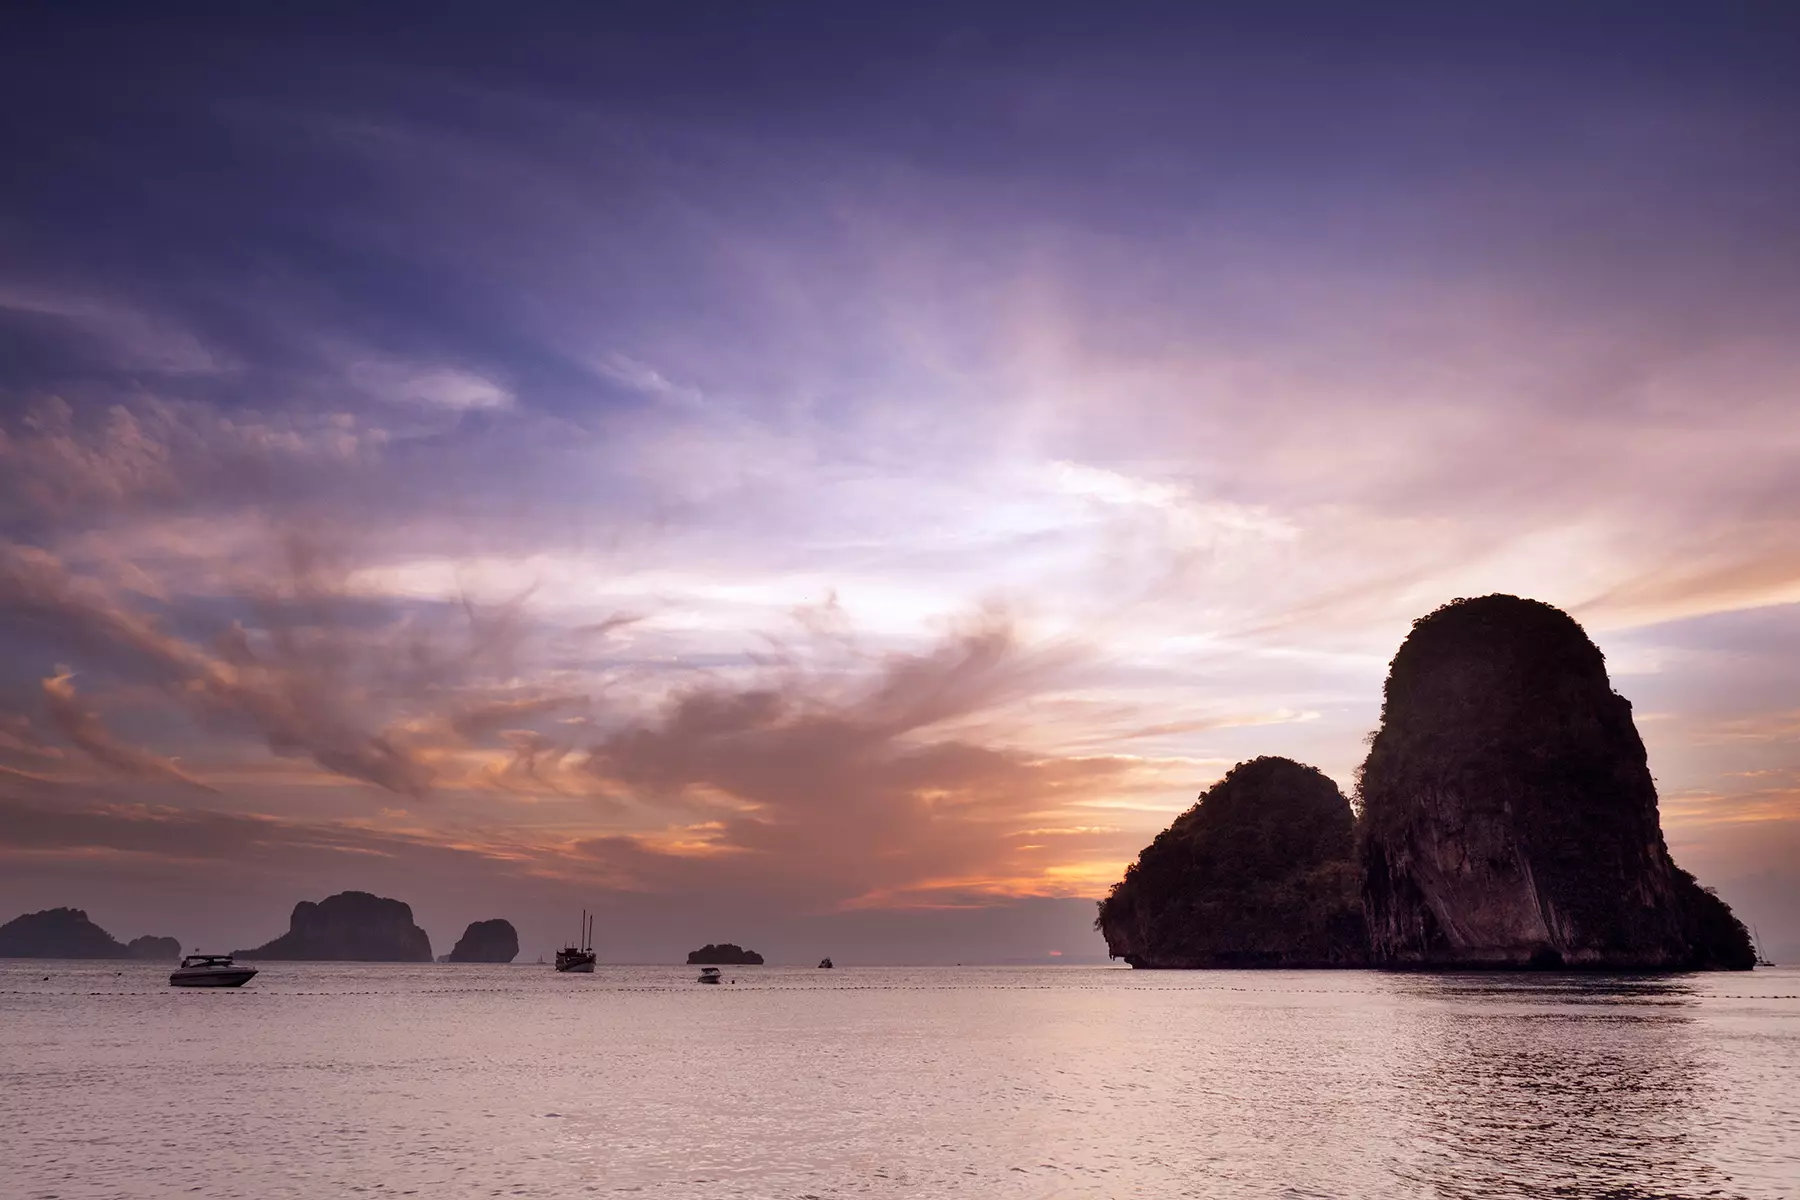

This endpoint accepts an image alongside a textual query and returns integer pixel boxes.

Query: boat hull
[555,960,595,973]
[170,968,258,988]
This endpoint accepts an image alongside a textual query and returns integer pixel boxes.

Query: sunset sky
[3,4,1798,963]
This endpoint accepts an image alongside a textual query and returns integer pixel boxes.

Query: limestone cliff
[446,918,519,963]
[1096,757,1367,968]
[237,891,433,962]
[1359,595,1753,970]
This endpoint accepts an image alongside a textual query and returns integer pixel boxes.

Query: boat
[1753,926,1776,968]
[818,956,833,969]
[169,953,257,988]
[555,909,597,973]
[698,966,722,984]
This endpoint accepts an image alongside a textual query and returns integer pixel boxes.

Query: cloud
[39,670,213,791]
[346,359,514,411]
[0,539,441,795]
[0,397,388,524]
[577,614,1155,908]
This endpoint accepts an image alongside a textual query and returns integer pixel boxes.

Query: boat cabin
[179,954,236,969]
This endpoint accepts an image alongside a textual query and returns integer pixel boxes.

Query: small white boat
[698,966,722,984]
[169,954,257,988]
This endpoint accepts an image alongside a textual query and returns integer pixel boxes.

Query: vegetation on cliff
[687,943,764,965]
[1096,757,1367,967]
[1359,595,1754,970]
[237,891,433,962]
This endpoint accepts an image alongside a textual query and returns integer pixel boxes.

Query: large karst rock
[1359,595,1754,970]
[237,891,433,962]
[1096,756,1368,968]
[0,907,130,958]
[446,918,519,963]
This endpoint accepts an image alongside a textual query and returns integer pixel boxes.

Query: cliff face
[447,919,519,963]
[127,935,182,960]
[0,907,129,958]
[1096,757,1367,968]
[237,891,433,961]
[687,943,764,965]
[1359,595,1754,970]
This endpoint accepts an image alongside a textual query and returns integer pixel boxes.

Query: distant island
[447,918,519,963]
[237,891,433,962]
[127,935,181,960]
[1099,595,1756,971]
[0,907,180,960]
[687,943,764,965]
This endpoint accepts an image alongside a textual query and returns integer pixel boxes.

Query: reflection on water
[2,963,1795,1199]
[1388,974,1734,1198]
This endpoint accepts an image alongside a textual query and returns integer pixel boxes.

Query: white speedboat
[169,954,257,988]
[698,966,722,984]
[555,909,597,973]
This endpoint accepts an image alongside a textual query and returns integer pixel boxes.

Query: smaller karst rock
[1096,757,1367,968]
[236,891,433,962]
[126,935,182,960]
[687,943,764,965]
[0,907,132,958]
[447,919,519,963]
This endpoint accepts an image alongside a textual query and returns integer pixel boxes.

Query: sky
[2,3,1798,964]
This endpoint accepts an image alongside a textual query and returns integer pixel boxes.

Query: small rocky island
[446,918,519,963]
[1099,595,1756,972]
[126,935,182,960]
[237,891,433,962]
[0,908,180,959]
[1097,757,1367,967]
[687,943,764,965]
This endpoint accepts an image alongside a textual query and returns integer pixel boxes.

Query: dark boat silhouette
[555,910,596,973]
[169,953,257,988]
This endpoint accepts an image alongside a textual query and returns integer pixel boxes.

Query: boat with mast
[555,909,597,973]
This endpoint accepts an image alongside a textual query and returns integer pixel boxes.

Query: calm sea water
[2,962,1796,1199]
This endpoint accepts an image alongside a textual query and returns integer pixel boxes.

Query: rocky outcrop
[237,891,433,961]
[687,943,764,965]
[126,935,181,960]
[447,918,519,963]
[1359,595,1754,970]
[1096,757,1367,968]
[0,907,130,958]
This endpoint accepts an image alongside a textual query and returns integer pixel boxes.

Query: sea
[2,962,1797,1200]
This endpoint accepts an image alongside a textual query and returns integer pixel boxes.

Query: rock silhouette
[1360,595,1754,970]
[0,907,131,958]
[447,919,519,963]
[237,891,433,961]
[686,943,764,965]
[1096,757,1367,967]
[126,935,182,960]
